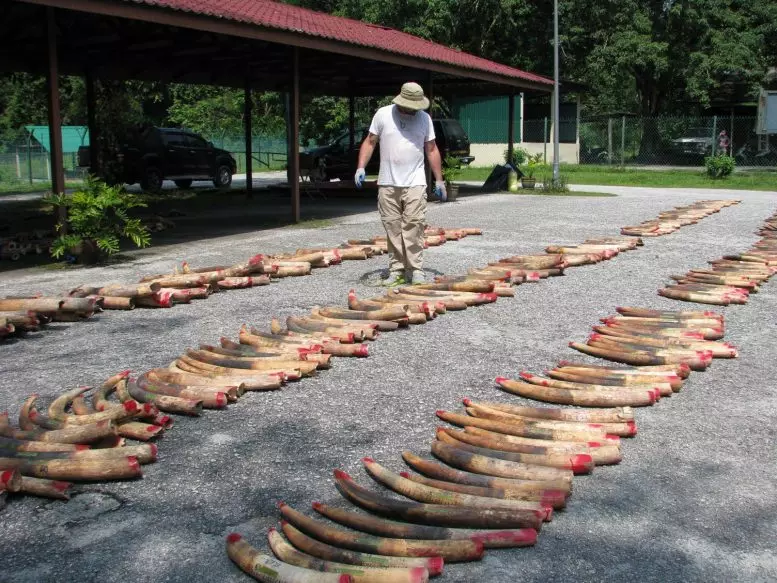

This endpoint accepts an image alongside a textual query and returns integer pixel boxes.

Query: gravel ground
[1,185,776,583]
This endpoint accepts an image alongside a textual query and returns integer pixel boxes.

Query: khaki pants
[377,185,427,273]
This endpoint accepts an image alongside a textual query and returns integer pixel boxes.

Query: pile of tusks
[620,199,741,237]
[225,305,741,583]
[0,264,494,509]
[0,296,103,342]
[0,200,752,575]
[0,370,162,509]
[658,209,777,305]
[223,203,765,582]
[0,227,479,343]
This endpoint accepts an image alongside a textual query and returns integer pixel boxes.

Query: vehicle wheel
[174,179,193,190]
[141,167,164,193]
[213,165,232,189]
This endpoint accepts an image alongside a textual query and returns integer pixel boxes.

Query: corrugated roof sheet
[121,0,552,87]
[25,126,89,153]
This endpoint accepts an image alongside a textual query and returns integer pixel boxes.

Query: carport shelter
[2,0,553,221]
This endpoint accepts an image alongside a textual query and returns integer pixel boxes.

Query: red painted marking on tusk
[226,533,242,543]
[570,454,594,474]
[409,567,429,583]
[427,557,445,576]
[127,456,141,473]
[333,469,351,481]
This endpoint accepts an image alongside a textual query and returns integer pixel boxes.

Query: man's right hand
[354,168,366,188]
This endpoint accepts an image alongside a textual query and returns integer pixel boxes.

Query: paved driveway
[1,186,775,583]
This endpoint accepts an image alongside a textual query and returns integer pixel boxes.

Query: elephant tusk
[361,457,551,518]
[226,532,353,583]
[334,468,541,531]
[267,527,429,583]
[281,500,480,562]
[311,501,537,549]
[496,376,657,408]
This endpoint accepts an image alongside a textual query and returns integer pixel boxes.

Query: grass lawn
[0,180,84,195]
[458,164,777,191]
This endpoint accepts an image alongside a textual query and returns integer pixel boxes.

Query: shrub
[44,176,151,260]
[538,172,570,193]
[704,155,735,179]
[443,155,464,184]
[522,153,546,179]
[504,146,528,167]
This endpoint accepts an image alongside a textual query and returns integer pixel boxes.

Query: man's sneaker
[381,271,406,287]
[411,270,426,284]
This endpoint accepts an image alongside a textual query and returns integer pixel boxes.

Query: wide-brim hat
[392,82,430,111]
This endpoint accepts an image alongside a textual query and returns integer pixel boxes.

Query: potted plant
[442,155,464,201]
[44,176,152,264]
[520,153,545,189]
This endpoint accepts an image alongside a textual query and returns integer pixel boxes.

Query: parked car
[670,127,714,158]
[81,126,237,193]
[301,118,474,182]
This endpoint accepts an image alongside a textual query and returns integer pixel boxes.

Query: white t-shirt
[368,105,435,187]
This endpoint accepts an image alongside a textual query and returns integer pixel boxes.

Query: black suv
[111,126,237,192]
[301,118,474,181]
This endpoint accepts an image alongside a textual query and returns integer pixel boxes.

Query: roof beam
[17,0,552,92]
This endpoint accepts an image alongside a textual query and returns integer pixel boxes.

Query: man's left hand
[434,181,447,202]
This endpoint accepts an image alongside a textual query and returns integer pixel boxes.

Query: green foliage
[704,154,735,179]
[43,176,151,259]
[504,146,528,166]
[522,153,545,179]
[442,155,464,183]
[539,173,570,193]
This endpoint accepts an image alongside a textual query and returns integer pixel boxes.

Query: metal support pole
[244,77,253,198]
[730,108,734,156]
[552,0,560,183]
[543,117,548,164]
[348,94,355,152]
[289,47,300,223]
[27,133,33,184]
[426,72,434,193]
[85,69,99,176]
[607,117,613,165]
[620,115,626,167]
[507,94,515,165]
[46,7,65,196]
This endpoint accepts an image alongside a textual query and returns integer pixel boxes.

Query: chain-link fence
[201,134,288,173]
[580,115,776,167]
[0,133,289,192]
[0,140,86,190]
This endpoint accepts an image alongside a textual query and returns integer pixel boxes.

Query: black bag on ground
[481,163,521,193]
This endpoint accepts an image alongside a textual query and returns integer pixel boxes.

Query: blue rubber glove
[354,168,366,188]
[434,180,447,202]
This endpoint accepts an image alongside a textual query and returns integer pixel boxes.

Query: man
[355,82,446,286]
[718,129,730,156]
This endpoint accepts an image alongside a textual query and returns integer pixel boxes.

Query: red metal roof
[122,0,553,87]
